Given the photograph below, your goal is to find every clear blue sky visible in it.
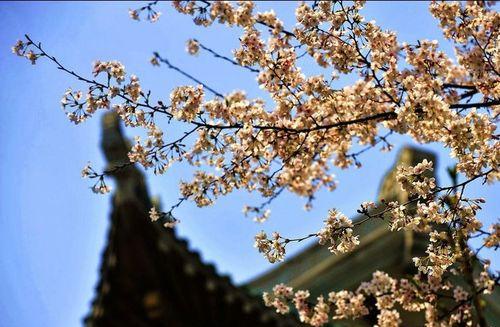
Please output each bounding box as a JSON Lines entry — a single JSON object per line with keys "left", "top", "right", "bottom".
{"left": 0, "top": 2, "right": 498, "bottom": 326}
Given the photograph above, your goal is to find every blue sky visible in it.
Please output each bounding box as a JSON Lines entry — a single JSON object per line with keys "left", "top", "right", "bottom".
{"left": 0, "top": 2, "right": 498, "bottom": 327}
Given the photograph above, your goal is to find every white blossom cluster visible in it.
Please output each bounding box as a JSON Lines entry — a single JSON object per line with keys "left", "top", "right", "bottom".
{"left": 317, "top": 209, "right": 359, "bottom": 254}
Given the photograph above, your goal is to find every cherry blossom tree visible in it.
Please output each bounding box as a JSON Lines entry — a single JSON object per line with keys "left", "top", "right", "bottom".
{"left": 13, "top": 1, "right": 499, "bottom": 326}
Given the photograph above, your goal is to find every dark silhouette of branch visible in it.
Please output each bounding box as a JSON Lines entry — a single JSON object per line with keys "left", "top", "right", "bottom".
{"left": 195, "top": 39, "right": 259, "bottom": 73}
{"left": 153, "top": 52, "right": 224, "bottom": 97}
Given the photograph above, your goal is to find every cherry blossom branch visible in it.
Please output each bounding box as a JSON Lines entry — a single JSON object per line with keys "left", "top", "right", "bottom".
{"left": 194, "top": 39, "right": 259, "bottom": 73}
{"left": 24, "top": 35, "right": 173, "bottom": 118}
{"left": 449, "top": 100, "right": 500, "bottom": 109}
{"left": 346, "top": 131, "right": 394, "bottom": 167}
{"left": 442, "top": 83, "right": 477, "bottom": 90}
{"left": 372, "top": 168, "right": 495, "bottom": 218}
{"left": 153, "top": 52, "right": 224, "bottom": 97}
{"left": 243, "top": 187, "right": 285, "bottom": 223}
{"left": 26, "top": 35, "right": 398, "bottom": 137}
{"left": 195, "top": 0, "right": 297, "bottom": 38}
{"left": 129, "top": 1, "right": 161, "bottom": 22}
{"left": 266, "top": 62, "right": 303, "bottom": 106}
{"left": 272, "top": 168, "right": 496, "bottom": 257}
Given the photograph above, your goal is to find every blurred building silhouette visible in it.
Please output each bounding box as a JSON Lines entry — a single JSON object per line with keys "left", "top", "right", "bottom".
{"left": 84, "top": 112, "right": 299, "bottom": 327}
{"left": 84, "top": 112, "right": 499, "bottom": 326}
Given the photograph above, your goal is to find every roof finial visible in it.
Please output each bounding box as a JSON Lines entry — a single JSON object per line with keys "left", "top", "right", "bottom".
{"left": 100, "top": 111, "right": 149, "bottom": 205}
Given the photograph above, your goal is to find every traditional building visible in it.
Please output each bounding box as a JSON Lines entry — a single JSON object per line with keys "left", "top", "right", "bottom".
{"left": 246, "top": 148, "right": 500, "bottom": 326}
{"left": 84, "top": 112, "right": 300, "bottom": 327}
{"left": 85, "top": 112, "right": 499, "bottom": 326}
{"left": 246, "top": 147, "right": 434, "bottom": 326}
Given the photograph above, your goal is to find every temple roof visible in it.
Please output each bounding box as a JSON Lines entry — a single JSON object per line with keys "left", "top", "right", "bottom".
{"left": 84, "top": 112, "right": 300, "bottom": 326}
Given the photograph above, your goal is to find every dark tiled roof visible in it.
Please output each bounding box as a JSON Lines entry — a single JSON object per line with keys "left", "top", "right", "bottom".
{"left": 84, "top": 112, "right": 300, "bottom": 327}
